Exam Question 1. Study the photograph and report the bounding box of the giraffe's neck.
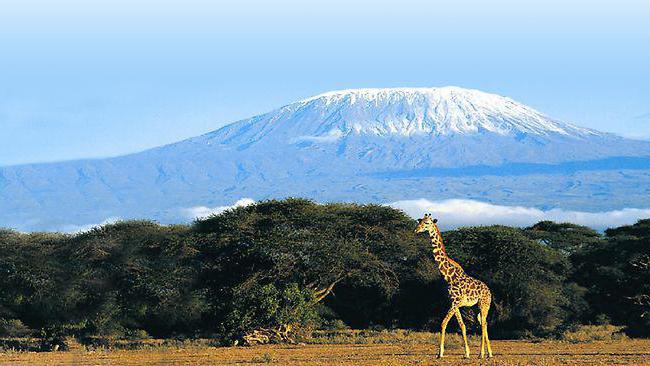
[428,226,464,283]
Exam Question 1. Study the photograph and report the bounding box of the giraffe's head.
[414,213,438,233]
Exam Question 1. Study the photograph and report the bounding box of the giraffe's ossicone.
[415,213,493,358]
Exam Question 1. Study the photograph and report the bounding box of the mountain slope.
[2,87,650,231]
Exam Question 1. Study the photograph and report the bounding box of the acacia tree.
[0,230,72,335]
[193,198,422,342]
[0,222,205,339]
[58,221,205,338]
[572,219,650,335]
[524,221,602,255]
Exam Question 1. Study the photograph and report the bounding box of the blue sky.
[1,0,649,166]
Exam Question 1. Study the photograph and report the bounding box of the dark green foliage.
[0,222,206,339]
[195,198,428,341]
[61,221,206,338]
[0,200,648,341]
[0,230,68,327]
[571,219,650,336]
[522,221,600,326]
[524,221,602,255]
[221,283,317,341]
[0,318,32,337]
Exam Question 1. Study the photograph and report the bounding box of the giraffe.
[415,214,493,358]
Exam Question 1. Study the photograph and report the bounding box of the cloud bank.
[181,198,255,220]
[388,198,650,230]
[59,198,650,234]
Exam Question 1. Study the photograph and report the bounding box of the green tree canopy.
[572,219,650,335]
[193,198,429,340]
[524,221,602,255]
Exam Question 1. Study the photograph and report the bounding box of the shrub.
[560,324,626,343]
[572,219,650,336]
[0,318,32,337]
[219,282,320,344]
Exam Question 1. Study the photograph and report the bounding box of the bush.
[560,325,626,343]
[126,329,151,340]
[571,219,650,336]
[220,283,318,343]
[0,318,32,337]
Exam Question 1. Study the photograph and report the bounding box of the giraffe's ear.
[433,218,438,223]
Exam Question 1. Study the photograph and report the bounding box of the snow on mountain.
[2,87,650,232]
[198,87,599,148]
[294,87,596,136]
[176,87,642,171]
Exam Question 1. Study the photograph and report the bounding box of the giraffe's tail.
[477,312,482,325]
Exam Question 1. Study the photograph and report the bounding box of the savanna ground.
[1,331,649,366]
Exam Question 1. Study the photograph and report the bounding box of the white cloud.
[60,217,121,234]
[181,198,255,220]
[388,198,650,230]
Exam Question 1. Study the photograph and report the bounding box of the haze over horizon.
[1,0,649,166]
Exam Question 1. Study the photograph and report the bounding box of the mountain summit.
[292,87,595,136]
[197,87,598,149]
[2,87,650,231]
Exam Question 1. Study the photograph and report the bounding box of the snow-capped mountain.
[2,87,650,232]
[206,87,596,143]
[175,87,643,169]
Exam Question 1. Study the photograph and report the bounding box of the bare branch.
[312,272,348,303]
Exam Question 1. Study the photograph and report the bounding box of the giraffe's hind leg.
[479,297,493,358]
[454,309,470,358]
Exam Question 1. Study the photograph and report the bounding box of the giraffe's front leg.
[439,306,457,358]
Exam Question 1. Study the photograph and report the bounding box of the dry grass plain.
[0,339,649,366]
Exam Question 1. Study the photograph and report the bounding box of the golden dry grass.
[0,338,649,366]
